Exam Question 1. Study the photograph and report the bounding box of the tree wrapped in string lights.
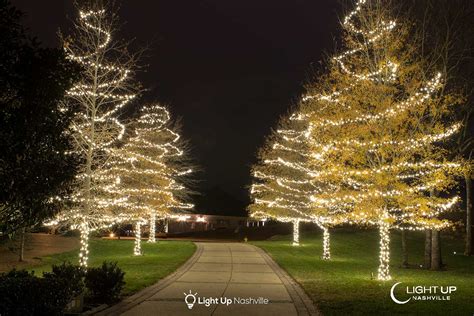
[298,0,463,280]
[249,114,337,259]
[45,3,138,266]
[107,105,194,255]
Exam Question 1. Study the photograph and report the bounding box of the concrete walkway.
[99,242,319,316]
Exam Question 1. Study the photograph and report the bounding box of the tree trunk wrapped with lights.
[148,212,156,243]
[134,221,143,256]
[292,219,300,246]
[322,227,331,260]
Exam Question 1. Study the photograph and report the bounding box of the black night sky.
[11,0,342,214]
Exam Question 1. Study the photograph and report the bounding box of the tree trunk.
[401,230,408,268]
[465,171,473,256]
[322,227,330,260]
[134,221,142,256]
[79,224,89,267]
[431,229,441,270]
[148,212,156,243]
[164,218,169,233]
[377,222,391,280]
[424,230,431,269]
[18,227,26,262]
[292,220,300,246]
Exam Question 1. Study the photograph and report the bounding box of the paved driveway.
[99,242,319,316]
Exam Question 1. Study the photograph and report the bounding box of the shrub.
[43,262,85,298]
[85,261,125,304]
[0,269,74,315]
[0,270,37,315]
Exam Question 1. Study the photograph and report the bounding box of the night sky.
[11,0,342,214]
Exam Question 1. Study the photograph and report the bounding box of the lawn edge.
[251,243,322,316]
[96,241,201,315]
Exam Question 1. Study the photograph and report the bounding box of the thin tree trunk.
[148,212,156,243]
[292,220,300,246]
[322,227,330,260]
[431,229,441,270]
[18,227,26,262]
[377,222,391,280]
[164,218,169,233]
[424,230,432,269]
[134,221,142,256]
[465,171,473,256]
[79,224,90,267]
[401,230,408,268]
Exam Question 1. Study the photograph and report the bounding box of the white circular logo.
[390,282,411,305]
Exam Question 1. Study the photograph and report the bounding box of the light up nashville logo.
[390,282,457,304]
[184,290,269,309]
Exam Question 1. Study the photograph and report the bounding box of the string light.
[148,212,156,243]
[134,220,144,256]
[249,114,337,253]
[293,219,300,246]
[104,105,194,254]
[322,227,331,260]
[78,222,90,267]
[378,218,391,280]
[44,5,138,266]
[250,0,462,282]
[303,0,461,281]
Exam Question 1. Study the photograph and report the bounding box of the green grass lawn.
[29,239,196,295]
[252,229,474,316]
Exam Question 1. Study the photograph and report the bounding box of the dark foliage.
[43,262,85,299]
[0,0,80,233]
[85,261,125,304]
[0,268,82,316]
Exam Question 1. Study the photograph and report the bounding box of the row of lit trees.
[249,0,468,280]
[44,2,193,266]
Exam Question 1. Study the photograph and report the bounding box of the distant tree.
[249,113,337,258]
[105,105,194,255]
[249,115,314,247]
[0,0,80,261]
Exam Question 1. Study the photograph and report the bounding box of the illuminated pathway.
[99,242,319,316]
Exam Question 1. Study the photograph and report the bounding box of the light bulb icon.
[184,290,197,310]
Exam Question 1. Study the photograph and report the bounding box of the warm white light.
[176,215,190,222]
[322,227,331,260]
[293,220,300,246]
[134,221,143,256]
[148,212,156,243]
[45,6,138,266]
[249,0,461,282]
